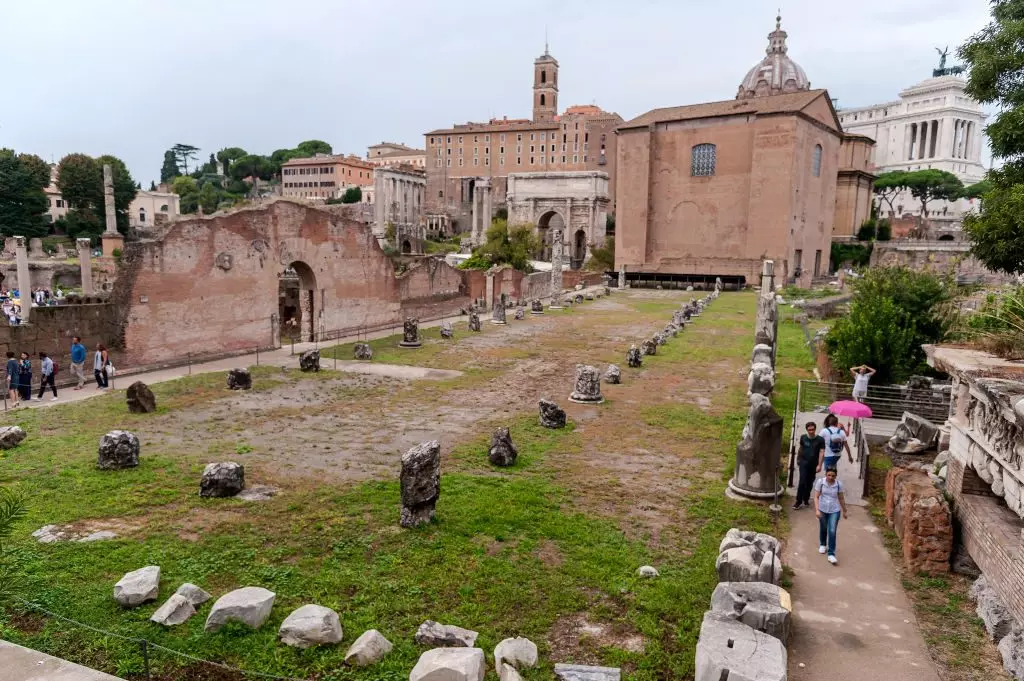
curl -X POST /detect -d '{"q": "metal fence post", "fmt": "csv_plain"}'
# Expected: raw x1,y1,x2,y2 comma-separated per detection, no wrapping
256,346,259,367
140,639,151,681
187,352,191,376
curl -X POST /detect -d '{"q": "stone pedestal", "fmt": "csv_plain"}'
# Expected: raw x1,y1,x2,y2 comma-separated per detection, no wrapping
618,266,626,289
76,238,95,295
568,364,604,404
491,295,507,325
103,234,124,258
729,394,784,499
399,318,422,348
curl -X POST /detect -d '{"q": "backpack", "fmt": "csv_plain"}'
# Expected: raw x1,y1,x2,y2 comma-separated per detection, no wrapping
826,427,844,453
52,361,60,375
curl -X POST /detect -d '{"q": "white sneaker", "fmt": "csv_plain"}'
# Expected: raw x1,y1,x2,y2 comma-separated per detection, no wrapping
50,397,58,402
828,554,838,565
818,545,826,554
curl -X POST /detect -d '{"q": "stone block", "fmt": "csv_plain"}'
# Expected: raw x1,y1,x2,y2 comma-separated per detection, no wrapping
410,647,485,681
710,581,792,643
998,625,1024,681
974,577,1015,642
886,467,952,575
150,594,195,626
299,349,321,371
279,604,343,648
113,565,160,607
200,462,245,497
126,382,157,413
902,411,940,446
98,430,140,470
0,426,26,449
227,368,251,390
695,611,786,681
415,620,479,647
345,629,393,666
539,399,566,429
204,586,276,632
401,441,441,528
553,664,621,681
493,637,537,670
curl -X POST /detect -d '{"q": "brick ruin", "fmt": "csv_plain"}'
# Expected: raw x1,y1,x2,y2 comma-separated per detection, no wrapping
112,199,470,365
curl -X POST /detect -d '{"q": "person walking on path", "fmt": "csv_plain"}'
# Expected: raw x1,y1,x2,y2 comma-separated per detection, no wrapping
851,364,876,402
17,352,32,402
5,351,19,407
821,414,853,472
94,344,109,389
794,422,825,509
814,467,848,565
37,352,57,401
70,336,87,390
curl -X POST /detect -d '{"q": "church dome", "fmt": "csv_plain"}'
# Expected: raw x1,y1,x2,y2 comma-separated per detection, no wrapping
736,15,810,100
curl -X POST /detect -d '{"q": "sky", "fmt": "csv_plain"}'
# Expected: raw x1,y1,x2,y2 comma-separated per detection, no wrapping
0,0,994,186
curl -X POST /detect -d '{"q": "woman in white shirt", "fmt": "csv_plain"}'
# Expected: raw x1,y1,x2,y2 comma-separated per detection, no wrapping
814,467,848,565
850,364,876,402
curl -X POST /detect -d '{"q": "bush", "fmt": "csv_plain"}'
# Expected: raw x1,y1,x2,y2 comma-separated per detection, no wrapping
876,219,892,241
959,287,1024,359
825,267,953,384
341,187,362,204
856,219,877,241
830,243,872,271
586,237,614,272
458,219,538,272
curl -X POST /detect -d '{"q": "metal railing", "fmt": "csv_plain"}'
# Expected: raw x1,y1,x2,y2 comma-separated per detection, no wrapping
795,379,950,423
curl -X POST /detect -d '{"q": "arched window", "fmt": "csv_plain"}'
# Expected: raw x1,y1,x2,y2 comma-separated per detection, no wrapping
811,144,822,177
138,209,146,223
691,143,716,177
159,204,168,212
541,70,546,84
540,94,546,106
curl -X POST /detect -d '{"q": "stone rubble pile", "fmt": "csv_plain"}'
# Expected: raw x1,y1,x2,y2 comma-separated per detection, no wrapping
969,575,1024,680
883,466,952,575
226,367,252,390
695,528,789,681
299,349,320,372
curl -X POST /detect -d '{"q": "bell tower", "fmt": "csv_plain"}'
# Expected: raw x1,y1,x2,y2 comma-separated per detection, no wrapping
533,44,558,122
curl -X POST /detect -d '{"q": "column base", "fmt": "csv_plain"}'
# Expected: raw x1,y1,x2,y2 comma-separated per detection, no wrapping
726,478,785,500
102,234,124,257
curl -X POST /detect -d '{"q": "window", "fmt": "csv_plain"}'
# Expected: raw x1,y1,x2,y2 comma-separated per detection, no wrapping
517,157,521,164
447,159,451,167
429,137,434,145
485,147,489,154
562,155,567,163
500,146,504,154
541,145,545,152
573,155,578,163
485,158,489,166
458,136,463,143
446,136,451,144
540,94,546,105
485,135,490,142
474,136,478,142
530,157,534,165
458,159,464,167
691,143,716,176
160,204,168,212
500,134,506,142
530,133,535,141
139,209,146,223
517,133,522,141
56,199,65,208
811,144,822,177
550,156,555,164
541,69,546,83
473,159,478,166
436,159,442,167
530,145,535,153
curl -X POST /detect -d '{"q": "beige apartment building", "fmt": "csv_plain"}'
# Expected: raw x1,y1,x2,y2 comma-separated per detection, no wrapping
367,142,426,169
280,154,376,201
425,48,623,232
130,190,181,229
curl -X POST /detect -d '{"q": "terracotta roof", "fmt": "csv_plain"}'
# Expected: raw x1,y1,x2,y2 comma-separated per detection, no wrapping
618,90,829,130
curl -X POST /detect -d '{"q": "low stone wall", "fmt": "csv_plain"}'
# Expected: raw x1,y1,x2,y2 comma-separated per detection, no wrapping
884,467,953,575
0,303,121,375
562,270,603,290
871,241,1011,285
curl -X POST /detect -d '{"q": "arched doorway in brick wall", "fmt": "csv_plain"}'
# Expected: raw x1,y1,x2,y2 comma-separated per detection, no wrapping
278,261,318,342
536,210,565,261
571,229,587,270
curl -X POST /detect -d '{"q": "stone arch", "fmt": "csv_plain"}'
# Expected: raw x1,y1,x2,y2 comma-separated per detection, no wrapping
536,210,565,261
279,260,318,342
937,234,955,242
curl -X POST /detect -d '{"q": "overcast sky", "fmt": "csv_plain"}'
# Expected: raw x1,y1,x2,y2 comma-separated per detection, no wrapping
0,0,992,185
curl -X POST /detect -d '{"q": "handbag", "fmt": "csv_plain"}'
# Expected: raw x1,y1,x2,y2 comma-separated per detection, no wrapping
106,362,116,377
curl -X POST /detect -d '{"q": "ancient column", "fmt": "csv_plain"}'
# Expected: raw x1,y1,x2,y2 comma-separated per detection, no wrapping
77,238,95,295
549,229,564,308
618,266,626,289
471,186,482,247
479,178,492,239
14,236,30,323
101,164,125,257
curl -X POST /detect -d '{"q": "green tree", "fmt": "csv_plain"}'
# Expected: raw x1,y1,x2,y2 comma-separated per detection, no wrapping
587,236,615,271
0,150,50,237
171,143,200,174
171,176,200,214
226,178,251,196
856,219,877,241
160,150,180,183
216,147,247,176
198,182,220,214
149,180,157,191
872,170,907,216
56,153,103,212
876,219,892,241
229,154,273,181
96,154,137,233
341,186,362,203
295,140,333,157
269,148,299,176
965,179,993,199
902,169,964,216
825,267,953,384
462,220,539,271
17,153,51,189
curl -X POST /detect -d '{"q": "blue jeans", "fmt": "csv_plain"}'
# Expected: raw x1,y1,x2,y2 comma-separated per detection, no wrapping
818,511,841,556
823,455,841,471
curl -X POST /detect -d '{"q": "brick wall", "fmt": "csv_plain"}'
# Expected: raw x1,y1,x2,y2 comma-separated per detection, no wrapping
948,454,1024,623
562,270,603,289
0,303,120,375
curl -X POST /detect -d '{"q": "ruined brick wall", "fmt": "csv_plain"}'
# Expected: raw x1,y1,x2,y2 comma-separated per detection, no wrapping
885,467,953,576
397,258,469,318
520,271,552,301
562,271,603,289
463,270,487,302
0,303,120,372
871,242,1011,285
115,200,404,365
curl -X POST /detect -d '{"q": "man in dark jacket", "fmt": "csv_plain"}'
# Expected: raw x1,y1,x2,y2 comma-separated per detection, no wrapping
794,421,825,509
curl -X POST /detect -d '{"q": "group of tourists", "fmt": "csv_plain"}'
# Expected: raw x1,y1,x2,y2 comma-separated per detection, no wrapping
4,337,113,407
791,364,876,567
0,287,69,326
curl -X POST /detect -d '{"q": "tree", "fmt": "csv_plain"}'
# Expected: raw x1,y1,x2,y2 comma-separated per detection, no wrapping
0,150,50,237
201,153,218,175
198,182,220,214
462,220,539,271
876,219,892,241
229,154,273,182
856,219,876,241
872,170,907,216
341,186,362,203
17,153,51,189
959,1,1024,273
170,143,200,174
216,147,247,176
269,148,299,176
96,154,137,233
587,236,615,271
825,267,953,384
965,179,993,199
149,180,157,191
902,169,964,216
160,150,180,183
294,140,332,157
171,176,200,214
56,153,103,213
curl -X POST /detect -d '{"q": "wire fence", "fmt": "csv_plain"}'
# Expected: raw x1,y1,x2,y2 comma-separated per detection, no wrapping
10,596,312,681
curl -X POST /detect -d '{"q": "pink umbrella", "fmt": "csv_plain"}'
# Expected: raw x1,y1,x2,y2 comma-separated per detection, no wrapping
829,400,872,418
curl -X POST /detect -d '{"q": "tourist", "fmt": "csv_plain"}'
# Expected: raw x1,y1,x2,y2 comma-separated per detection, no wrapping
69,336,87,390
821,414,852,471
794,421,825,510
17,352,32,402
850,364,876,402
37,352,57,401
94,343,109,389
814,466,848,565
5,351,18,407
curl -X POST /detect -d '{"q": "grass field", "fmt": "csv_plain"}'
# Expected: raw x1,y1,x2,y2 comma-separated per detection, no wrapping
0,290,814,681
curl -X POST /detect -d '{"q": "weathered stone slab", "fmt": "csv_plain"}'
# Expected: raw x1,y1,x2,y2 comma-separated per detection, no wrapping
204,586,276,632
414,620,479,647
489,427,518,467
174,583,212,606
126,382,156,413
113,565,160,607
710,581,792,643
401,441,441,527
539,399,566,429
200,462,244,498
695,611,786,681
410,647,485,681
227,368,251,390
0,425,26,449
971,575,1015,642
345,629,393,666
150,594,195,626
279,604,343,648
553,663,621,681
494,636,537,670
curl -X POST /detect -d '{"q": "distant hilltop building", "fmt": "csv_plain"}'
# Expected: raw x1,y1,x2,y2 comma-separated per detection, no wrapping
424,45,624,233
614,15,874,288
366,142,426,169
280,153,375,202
838,54,987,221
